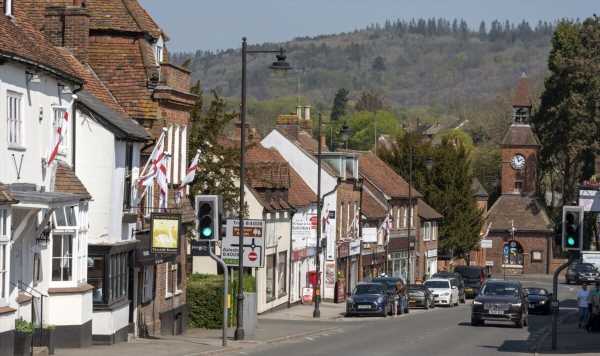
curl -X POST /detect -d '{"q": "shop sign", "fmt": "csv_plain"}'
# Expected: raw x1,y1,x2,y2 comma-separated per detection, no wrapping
191,240,211,256
426,249,438,258
362,227,378,243
486,260,494,266
292,212,317,250
151,213,180,254
480,239,493,249
349,240,361,256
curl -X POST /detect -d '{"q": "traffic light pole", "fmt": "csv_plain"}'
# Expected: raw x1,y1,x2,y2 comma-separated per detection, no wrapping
551,252,578,351
208,240,228,347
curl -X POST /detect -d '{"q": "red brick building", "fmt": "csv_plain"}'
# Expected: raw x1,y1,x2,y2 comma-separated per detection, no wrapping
484,75,554,275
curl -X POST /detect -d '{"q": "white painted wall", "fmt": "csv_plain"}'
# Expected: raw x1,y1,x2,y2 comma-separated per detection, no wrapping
0,312,15,333
92,303,129,335
46,291,92,326
0,62,75,186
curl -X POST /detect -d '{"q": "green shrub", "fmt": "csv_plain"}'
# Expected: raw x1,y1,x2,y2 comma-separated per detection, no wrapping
15,319,33,334
187,273,256,329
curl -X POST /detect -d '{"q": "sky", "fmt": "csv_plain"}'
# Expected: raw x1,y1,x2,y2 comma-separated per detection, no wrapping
139,0,599,53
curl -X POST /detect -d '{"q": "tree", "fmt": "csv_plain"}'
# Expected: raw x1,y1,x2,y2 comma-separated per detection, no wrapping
188,82,240,213
355,90,385,112
478,21,487,41
345,110,401,150
372,56,386,72
379,131,483,260
331,88,350,121
533,17,600,209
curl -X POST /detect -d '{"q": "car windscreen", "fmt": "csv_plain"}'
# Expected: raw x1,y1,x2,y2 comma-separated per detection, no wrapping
456,267,482,279
354,284,385,295
576,264,597,272
481,283,519,297
524,288,547,295
372,279,397,289
425,281,449,289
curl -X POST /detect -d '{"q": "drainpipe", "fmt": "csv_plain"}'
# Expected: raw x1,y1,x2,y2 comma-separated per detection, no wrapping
287,207,296,307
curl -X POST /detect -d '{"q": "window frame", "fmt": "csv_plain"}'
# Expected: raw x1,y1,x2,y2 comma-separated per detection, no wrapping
88,247,132,308
266,254,276,302
7,91,24,149
141,265,155,304
123,142,134,210
51,233,74,284
0,243,7,305
277,251,287,298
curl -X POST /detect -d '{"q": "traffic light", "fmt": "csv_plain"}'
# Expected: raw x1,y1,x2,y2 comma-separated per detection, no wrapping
562,206,583,251
195,195,221,241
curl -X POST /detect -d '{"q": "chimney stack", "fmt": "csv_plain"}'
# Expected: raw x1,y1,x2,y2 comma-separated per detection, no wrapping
45,0,90,63
275,114,300,140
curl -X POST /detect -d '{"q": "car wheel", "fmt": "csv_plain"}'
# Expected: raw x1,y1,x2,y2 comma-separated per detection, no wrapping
461,296,466,304
515,315,524,328
524,314,528,327
424,301,429,310
471,317,482,326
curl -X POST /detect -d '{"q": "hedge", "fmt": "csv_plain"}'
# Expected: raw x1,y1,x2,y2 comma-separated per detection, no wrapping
188,273,256,329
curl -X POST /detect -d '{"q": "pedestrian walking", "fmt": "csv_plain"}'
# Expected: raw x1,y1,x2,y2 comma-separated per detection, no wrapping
576,284,590,328
588,282,600,332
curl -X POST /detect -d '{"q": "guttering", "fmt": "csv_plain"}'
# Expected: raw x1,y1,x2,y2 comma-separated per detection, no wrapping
0,51,83,86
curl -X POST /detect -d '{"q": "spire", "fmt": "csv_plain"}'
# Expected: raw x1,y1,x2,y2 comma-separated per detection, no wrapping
512,72,532,108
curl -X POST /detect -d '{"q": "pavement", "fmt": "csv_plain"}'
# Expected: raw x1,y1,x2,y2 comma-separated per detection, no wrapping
533,309,600,355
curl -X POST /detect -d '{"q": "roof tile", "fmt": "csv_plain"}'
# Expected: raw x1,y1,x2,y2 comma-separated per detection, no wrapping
418,199,443,220
54,162,92,200
485,195,552,232
359,151,422,199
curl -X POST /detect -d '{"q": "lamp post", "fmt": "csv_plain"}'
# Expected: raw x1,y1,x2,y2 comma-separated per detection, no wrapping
236,37,291,340
314,113,323,318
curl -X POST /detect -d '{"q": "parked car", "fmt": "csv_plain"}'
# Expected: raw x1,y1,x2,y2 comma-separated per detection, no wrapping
565,263,600,285
524,287,552,315
432,271,466,303
454,266,487,298
471,279,528,328
424,279,459,307
408,284,435,309
371,276,409,314
346,282,391,317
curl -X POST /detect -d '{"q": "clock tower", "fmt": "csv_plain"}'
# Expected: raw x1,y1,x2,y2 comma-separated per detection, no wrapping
500,73,540,195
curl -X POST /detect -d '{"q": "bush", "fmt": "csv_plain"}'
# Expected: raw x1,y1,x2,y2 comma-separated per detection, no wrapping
187,273,256,329
15,319,33,334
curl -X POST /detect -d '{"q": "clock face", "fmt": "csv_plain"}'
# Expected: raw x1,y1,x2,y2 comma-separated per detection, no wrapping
511,154,526,170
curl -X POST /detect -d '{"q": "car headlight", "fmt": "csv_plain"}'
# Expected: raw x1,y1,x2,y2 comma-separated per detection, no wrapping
473,300,483,305
442,292,450,296
539,300,546,305
511,303,522,307
377,296,384,303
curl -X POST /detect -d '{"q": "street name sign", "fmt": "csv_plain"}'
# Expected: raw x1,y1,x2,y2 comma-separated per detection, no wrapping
222,219,265,268
191,240,211,256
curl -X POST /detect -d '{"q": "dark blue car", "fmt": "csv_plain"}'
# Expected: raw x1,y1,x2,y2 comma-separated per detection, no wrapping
346,282,391,317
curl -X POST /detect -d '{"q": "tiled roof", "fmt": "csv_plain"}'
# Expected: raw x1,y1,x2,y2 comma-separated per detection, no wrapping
86,0,161,38
501,125,541,147
246,145,290,189
296,131,320,154
359,151,423,199
54,162,92,200
471,178,489,198
288,167,314,208
362,186,387,220
0,7,81,82
87,35,159,120
485,194,552,233
0,183,17,205
418,199,443,220
512,73,532,107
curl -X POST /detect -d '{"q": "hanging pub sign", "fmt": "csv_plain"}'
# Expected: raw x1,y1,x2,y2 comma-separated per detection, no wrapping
151,213,181,254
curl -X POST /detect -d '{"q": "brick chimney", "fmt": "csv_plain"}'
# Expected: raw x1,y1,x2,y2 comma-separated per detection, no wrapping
44,0,90,62
275,114,300,140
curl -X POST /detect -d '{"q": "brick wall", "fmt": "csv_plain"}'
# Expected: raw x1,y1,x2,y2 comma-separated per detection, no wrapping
501,147,538,195
336,181,361,240
486,232,551,275
160,63,192,93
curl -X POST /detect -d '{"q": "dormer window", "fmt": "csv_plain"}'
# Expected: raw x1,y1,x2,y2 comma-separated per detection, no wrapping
4,0,12,17
154,36,164,65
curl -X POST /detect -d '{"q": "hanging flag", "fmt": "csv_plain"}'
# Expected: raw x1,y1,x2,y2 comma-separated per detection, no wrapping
176,149,201,205
156,150,169,210
47,111,68,166
134,129,167,205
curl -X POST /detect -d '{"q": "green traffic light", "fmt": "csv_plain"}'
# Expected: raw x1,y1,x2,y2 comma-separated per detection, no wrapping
202,227,213,237
567,237,576,246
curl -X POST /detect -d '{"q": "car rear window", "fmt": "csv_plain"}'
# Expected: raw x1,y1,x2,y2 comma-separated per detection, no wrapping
481,283,519,297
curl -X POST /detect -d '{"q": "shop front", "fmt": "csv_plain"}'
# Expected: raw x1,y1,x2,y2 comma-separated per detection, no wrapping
388,235,410,281
361,246,386,280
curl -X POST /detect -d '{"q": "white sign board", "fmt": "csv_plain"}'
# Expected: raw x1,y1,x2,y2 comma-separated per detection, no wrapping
485,260,494,267
292,211,317,250
349,240,361,256
480,239,493,249
362,227,378,243
579,189,600,212
222,219,265,268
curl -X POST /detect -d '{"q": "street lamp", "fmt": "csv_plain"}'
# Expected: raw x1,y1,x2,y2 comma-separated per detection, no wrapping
236,37,291,341
340,123,352,150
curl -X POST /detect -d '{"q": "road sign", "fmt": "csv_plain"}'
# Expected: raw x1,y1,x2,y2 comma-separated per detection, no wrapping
191,240,211,256
480,239,493,249
222,219,265,268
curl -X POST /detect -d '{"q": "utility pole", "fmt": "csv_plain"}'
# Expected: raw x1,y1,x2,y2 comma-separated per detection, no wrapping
314,113,323,318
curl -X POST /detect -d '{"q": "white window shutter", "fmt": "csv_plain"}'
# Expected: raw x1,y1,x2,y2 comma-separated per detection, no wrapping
180,126,187,183
173,125,180,185
167,126,174,184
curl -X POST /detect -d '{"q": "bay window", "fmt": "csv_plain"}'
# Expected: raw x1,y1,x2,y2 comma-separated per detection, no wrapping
52,234,73,282
88,247,132,306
